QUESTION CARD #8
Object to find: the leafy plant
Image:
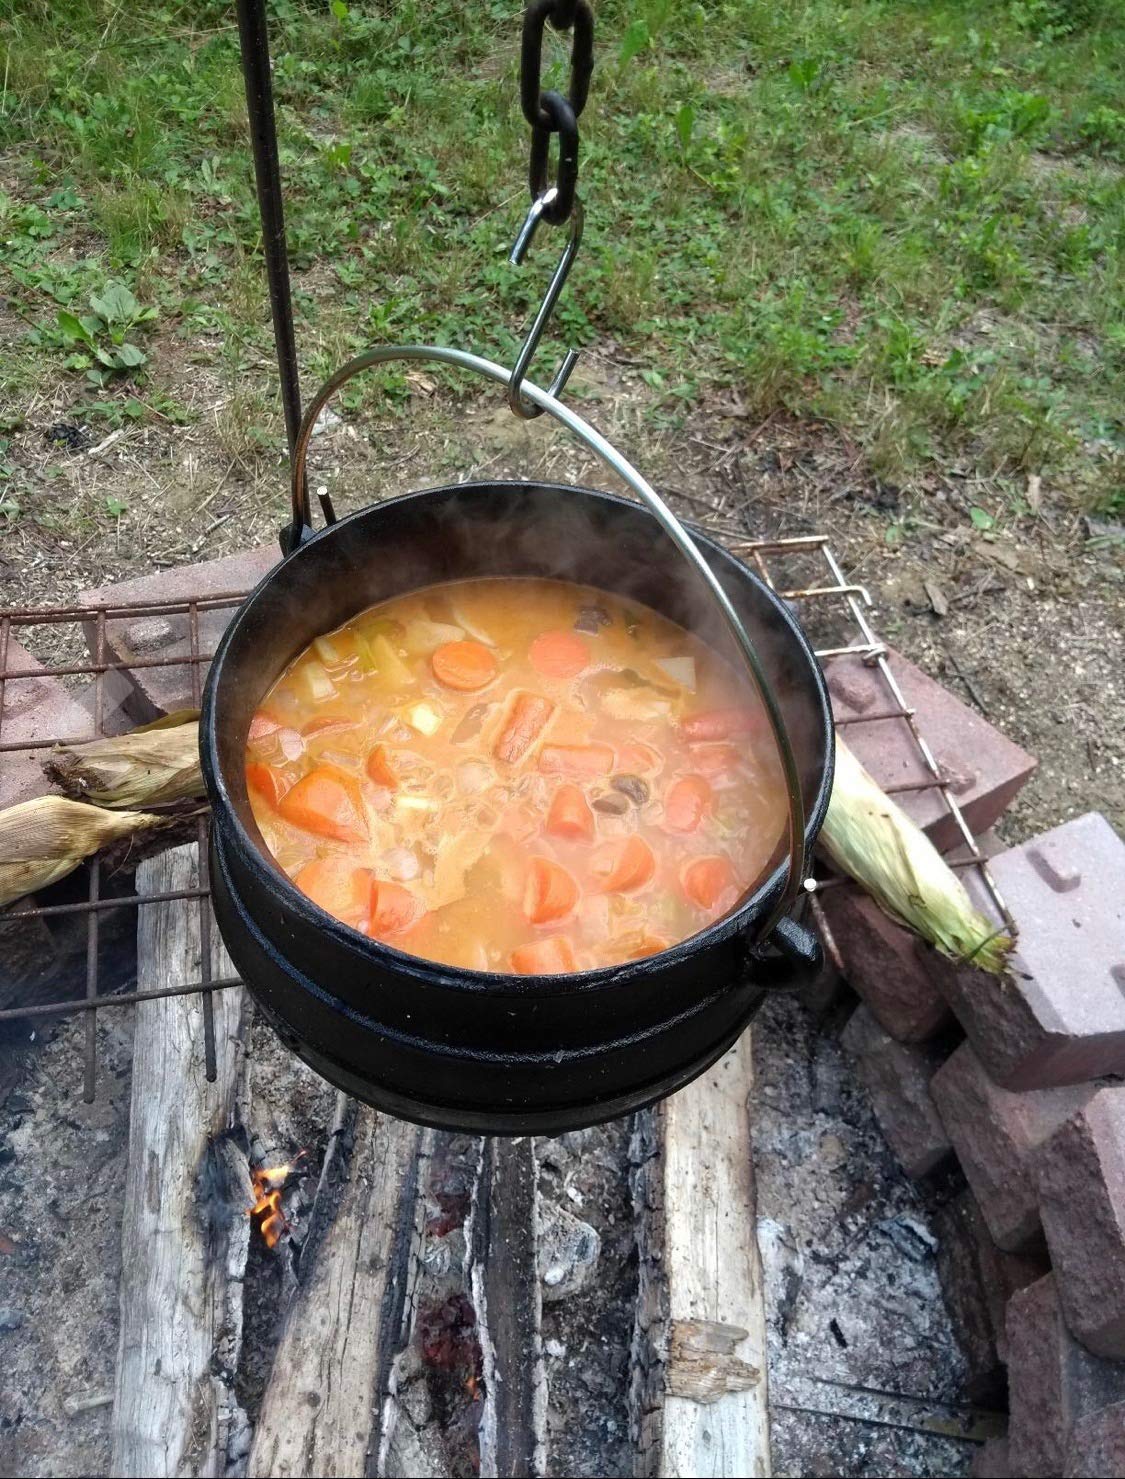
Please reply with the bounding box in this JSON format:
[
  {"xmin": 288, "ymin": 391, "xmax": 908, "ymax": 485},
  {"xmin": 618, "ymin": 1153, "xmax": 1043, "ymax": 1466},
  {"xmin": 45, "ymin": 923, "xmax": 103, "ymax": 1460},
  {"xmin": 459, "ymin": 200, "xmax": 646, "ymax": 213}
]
[{"xmin": 56, "ymin": 282, "xmax": 156, "ymax": 383}]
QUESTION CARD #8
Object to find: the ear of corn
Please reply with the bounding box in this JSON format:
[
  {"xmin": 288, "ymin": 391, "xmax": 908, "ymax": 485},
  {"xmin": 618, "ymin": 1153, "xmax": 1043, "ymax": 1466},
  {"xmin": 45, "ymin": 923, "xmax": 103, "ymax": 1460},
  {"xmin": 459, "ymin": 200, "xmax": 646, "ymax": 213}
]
[
  {"xmin": 0, "ymin": 796, "xmax": 174, "ymax": 907},
  {"xmin": 44, "ymin": 719, "xmax": 202, "ymax": 809},
  {"xmin": 819, "ymin": 736, "xmax": 1012, "ymax": 975}
]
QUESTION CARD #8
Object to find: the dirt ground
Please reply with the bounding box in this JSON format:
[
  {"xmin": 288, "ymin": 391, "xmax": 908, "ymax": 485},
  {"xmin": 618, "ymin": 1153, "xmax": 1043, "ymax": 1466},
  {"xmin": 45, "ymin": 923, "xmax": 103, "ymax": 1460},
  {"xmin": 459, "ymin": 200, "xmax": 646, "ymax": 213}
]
[{"xmin": 5, "ymin": 345, "xmax": 1122, "ymax": 842}]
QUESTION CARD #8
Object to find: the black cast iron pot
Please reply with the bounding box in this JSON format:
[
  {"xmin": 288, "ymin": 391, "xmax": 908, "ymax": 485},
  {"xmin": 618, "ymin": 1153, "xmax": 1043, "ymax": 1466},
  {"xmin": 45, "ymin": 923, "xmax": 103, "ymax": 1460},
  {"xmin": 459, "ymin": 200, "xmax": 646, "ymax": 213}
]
[{"xmin": 201, "ymin": 482, "xmax": 834, "ymax": 1133}]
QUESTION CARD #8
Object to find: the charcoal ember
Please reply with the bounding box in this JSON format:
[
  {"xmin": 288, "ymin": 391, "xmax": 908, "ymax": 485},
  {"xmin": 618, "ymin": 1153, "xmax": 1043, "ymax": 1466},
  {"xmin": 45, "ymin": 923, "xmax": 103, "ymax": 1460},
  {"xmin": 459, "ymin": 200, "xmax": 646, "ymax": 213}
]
[{"xmin": 538, "ymin": 1199, "xmax": 600, "ymax": 1303}]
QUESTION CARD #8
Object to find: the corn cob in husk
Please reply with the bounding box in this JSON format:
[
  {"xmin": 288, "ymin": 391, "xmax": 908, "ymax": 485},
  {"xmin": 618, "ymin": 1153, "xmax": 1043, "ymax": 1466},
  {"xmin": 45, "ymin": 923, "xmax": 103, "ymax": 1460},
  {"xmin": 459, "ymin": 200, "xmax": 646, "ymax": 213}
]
[
  {"xmin": 44, "ymin": 713, "xmax": 202, "ymax": 809},
  {"xmin": 0, "ymin": 796, "xmax": 174, "ymax": 907},
  {"xmin": 819, "ymin": 735, "xmax": 1012, "ymax": 974}
]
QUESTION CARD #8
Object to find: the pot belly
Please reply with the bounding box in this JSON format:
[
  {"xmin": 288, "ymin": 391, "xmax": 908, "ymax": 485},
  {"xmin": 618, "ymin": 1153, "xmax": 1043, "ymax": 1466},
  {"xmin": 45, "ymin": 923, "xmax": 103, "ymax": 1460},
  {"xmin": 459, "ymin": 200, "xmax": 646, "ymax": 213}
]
[{"xmin": 211, "ymin": 831, "xmax": 767, "ymax": 1134}]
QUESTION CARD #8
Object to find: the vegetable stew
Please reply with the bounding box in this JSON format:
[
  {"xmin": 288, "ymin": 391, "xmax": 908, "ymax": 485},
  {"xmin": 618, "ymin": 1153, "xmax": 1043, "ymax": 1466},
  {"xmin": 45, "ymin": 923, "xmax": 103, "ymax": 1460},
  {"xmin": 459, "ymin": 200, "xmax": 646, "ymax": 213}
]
[{"xmin": 245, "ymin": 578, "xmax": 786, "ymax": 974}]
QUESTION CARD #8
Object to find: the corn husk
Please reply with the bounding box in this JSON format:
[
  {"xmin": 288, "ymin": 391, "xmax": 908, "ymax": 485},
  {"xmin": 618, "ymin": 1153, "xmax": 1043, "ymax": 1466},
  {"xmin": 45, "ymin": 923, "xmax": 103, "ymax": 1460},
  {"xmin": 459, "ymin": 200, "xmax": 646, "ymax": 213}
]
[
  {"xmin": 44, "ymin": 715, "xmax": 202, "ymax": 809},
  {"xmin": 820, "ymin": 736, "xmax": 1012, "ymax": 974},
  {"xmin": 0, "ymin": 796, "xmax": 173, "ymax": 907}
]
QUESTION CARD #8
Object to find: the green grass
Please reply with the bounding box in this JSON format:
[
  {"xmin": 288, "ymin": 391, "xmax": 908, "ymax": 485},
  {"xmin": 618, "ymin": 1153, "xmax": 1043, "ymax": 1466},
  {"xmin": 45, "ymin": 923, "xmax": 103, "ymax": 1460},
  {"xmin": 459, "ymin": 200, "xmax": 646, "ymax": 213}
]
[{"xmin": 2, "ymin": 0, "xmax": 1123, "ymax": 511}]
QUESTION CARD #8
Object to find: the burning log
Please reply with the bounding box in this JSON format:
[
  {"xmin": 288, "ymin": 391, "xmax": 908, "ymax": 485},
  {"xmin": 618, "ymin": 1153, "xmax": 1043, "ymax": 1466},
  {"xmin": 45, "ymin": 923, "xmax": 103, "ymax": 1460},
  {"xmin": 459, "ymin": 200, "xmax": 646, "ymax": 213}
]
[
  {"xmin": 246, "ymin": 1094, "xmax": 429, "ymax": 1479},
  {"xmin": 630, "ymin": 1036, "xmax": 770, "ymax": 1478},
  {"xmin": 110, "ymin": 844, "xmax": 253, "ymax": 1478}
]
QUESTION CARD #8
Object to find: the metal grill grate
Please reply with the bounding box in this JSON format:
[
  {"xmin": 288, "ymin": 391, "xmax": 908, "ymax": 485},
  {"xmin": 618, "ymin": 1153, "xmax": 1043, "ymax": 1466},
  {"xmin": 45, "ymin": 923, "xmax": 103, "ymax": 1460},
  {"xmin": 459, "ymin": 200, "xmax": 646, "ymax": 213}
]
[{"xmin": 0, "ymin": 535, "xmax": 1011, "ymax": 1099}]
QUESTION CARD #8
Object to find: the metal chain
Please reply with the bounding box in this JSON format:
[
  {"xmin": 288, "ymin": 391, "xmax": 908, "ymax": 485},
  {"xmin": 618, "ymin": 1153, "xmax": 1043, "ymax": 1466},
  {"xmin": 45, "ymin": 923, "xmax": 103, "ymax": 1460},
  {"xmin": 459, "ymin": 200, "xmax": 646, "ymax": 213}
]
[{"xmin": 520, "ymin": 0, "xmax": 594, "ymax": 226}]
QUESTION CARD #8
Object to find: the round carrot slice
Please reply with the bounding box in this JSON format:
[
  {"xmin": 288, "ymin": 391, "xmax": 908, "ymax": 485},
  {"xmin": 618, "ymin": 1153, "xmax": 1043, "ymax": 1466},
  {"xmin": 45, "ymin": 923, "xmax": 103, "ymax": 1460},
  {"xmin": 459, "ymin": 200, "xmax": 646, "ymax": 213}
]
[
  {"xmin": 664, "ymin": 774, "xmax": 712, "ymax": 833},
  {"xmin": 366, "ymin": 744, "xmax": 398, "ymax": 789},
  {"xmin": 630, "ymin": 934, "xmax": 670, "ymax": 960},
  {"xmin": 683, "ymin": 855, "xmax": 737, "ymax": 911},
  {"xmin": 246, "ymin": 761, "xmax": 289, "ymax": 809},
  {"xmin": 510, "ymin": 935, "xmax": 578, "ymax": 975},
  {"xmin": 529, "ymin": 629, "xmax": 590, "ymax": 680},
  {"xmin": 524, "ymin": 857, "xmax": 579, "ymax": 925},
  {"xmin": 431, "ymin": 640, "xmax": 498, "ymax": 691},
  {"xmin": 546, "ymin": 783, "xmax": 595, "ymax": 842},
  {"xmin": 592, "ymin": 835, "xmax": 655, "ymax": 893},
  {"xmin": 294, "ymin": 857, "xmax": 371, "ymax": 926},
  {"xmin": 368, "ymin": 880, "xmax": 424, "ymax": 938}
]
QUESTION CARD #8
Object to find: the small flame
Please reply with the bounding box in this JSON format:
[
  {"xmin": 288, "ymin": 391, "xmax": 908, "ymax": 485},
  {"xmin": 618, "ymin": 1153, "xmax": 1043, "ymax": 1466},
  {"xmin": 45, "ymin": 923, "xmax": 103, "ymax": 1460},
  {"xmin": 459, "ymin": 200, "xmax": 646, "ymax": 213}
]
[{"xmin": 250, "ymin": 1155, "xmax": 305, "ymax": 1249}]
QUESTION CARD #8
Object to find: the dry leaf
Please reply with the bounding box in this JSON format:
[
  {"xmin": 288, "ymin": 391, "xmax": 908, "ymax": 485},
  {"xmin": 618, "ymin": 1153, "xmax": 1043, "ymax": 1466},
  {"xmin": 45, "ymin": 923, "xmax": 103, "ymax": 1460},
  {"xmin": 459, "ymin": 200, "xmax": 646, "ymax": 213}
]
[
  {"xmin": 923, "ymin": 579, "xmax": 949, "ymax": 617},
  {"xmin": 1026, "ymin": 474, "xmax": 1042, "ymax": 514}
]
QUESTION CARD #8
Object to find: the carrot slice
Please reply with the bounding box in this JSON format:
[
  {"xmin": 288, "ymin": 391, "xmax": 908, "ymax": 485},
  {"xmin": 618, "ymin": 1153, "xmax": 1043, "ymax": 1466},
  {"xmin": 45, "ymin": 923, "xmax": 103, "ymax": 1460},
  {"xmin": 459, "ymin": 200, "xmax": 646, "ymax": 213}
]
[
  {"xmin": 368, "ymin": 879, "xmax": 424, "ymax": 938},
  {"xmin": 538, "ymin": 743, "xmax": 614, "ymax": 778},
  {"xmin": 529, "ymin": 629, "xmax": 590, "ymax": 680},
  {"xmin": 682, "ymin": 708, "xmax": 760, "ymax": 743},
  {"xmin": 495, "ymin": 693, "xmax": 555, "ymax": 764},
  {"xmin": 432, "ymin": 640, "xmax": 498, "ymax": 692},
  {"xmin": 683, "ymin": 855, "xmax": 737, "ymax": 910},
  {"xmin": 248, "ymin": 710, "xmax": 283, "ymax": 743},
  {"xmin": 366, "ymin": 744, "xmax": 398, "ymax": 789},
  {"xmin": 510, "ymin": 935, "xmax": 578, "ymax": 975},
  {"xmin": 546, "ymin": 783, "xmax": 595, "ymax": 842},
  {"xmin": 276, "ymin": 765, "xmax": 368, "ymax": 844},
  {"xmin": 302, "ymin": 714, "xmax": 356, "ymax": 737},
  {"xmin": 294, "ymin": 857, "xmax": 370, "ymax": 925},
  {"xmin": 630, "ymin": 934, "xmax": 670, "ymax": 960},
  {"xmin": 246, "ymin": 761, "xmax": 290, "ymax": 809},
  {"xmin": 523, "ymin": 857, "xmax": 579, "ymax": 925},
  {"xmin": 616, "ymin": 741, "xmax": 661, "ymax": 774},
  {"xmin": 592, "ymin": 835, "xmax": 655, "ymax": 893},
  {"xmin": 664, "ymin": 774, "xmax": 712, "ymax": 833}
]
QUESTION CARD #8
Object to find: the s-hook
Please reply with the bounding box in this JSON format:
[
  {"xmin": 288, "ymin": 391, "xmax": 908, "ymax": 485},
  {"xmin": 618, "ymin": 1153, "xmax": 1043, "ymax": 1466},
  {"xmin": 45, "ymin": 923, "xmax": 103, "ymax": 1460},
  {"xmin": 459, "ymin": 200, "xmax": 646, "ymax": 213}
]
[{"xmin": 506, "ymin": 188, "xmax": 584, "ymax": 420}]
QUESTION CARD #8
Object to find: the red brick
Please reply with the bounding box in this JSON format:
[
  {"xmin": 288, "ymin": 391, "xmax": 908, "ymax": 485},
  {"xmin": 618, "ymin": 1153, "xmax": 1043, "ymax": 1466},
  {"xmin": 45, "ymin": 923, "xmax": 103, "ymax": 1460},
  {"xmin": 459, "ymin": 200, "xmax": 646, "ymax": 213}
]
[
  {"xmin": 1036, "ymin": 1087, "xmax": 1125, "ymax": 1359},
  {"xmin": 1007, "ymin": 1275, "xmax": 1125, "ymax": 1479},
  {"xmin": 78, "ymin": 543, "xmax": 277, "ymax": 718},
  {"xmin": 816, "ymin": 884, "xmax": 951, "ymax": 1041},
  {"xmin": 0, "ymin": 635, "xmax": 95, "ymax": 809},
  {"xmin": 930, "ymin": 814, "xmax": 1125, "ymax": 1090},
  {"xmin": 1063, "ymin": 1400, "xmax": 1125, "ymax": 1478},
  {"xmin": 934, "ymin": 1190, "xmax": 1047, "ymax": 1405},
  {"xmin": 827, "ymin": 648, "xmax": 1036, "ymax": 851},
  {"xmin": 971, "ymin": 1437, "xmax": 1011, "ymax": 1479},
  {"xmin": 840, "ymin": 1004, "xmax": 952, "ymax": 1176},
  {"xmin": 930, "ymin": 1044, "xmax": 1095, "ymax": 1251}
]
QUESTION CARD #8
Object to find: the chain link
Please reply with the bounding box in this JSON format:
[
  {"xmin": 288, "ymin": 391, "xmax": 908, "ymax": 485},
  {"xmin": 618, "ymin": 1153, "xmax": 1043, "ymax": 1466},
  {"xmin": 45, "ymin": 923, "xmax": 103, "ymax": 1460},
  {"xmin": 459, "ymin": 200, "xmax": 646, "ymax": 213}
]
[{"xmin": 519, "ymin": 0, "xmax": 593, "ymax": 224}]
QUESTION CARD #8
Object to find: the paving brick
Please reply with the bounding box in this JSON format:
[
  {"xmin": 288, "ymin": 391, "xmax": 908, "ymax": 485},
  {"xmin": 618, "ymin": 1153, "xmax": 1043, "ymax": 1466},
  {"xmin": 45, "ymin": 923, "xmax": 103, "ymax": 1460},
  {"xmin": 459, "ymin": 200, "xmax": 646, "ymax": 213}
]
[
  {"xmin": 816, "ymin": 884, "xmax": 951, "ymax": 1041},
  {"xmin": 930, "ymin": 1043, "xmax": 1096, "ymax": 1251},
  {"xmin": 930, "ymin": 814, "xmax": 1125, "ymax": 1090},
  {"xmin": 933, "ymin": 1189, "xmax": 1047, "ymax": 1406},
  {"xmin": 1063, "ymin": 1400, "xmax": 1125, "ymax": 1478},
  {"xmin": 78, "ymin": 543, "xmax": 277, "ymax": 718},
  {"xmin": 1006, "ymin": 1274, "xmax": 1125, "ymax": 1479},
  {"xmin": 971, "ymin": 1437, "xmax": 1011, "ymax": 1479},
  {"xmin": 827, "ymin": 648, "xmax": 1036, "ymax": 852},
  {"xmin": 0, "ymin": 635, "xmax": 95, "ymax": 809},
  {"xmin": 1036, "ymin": 1087, "xmax": 1125, "ymax": 1359},
  {"xmin": 840, "ymin": 1004, "xmax": 953, "ymax": 1176}
]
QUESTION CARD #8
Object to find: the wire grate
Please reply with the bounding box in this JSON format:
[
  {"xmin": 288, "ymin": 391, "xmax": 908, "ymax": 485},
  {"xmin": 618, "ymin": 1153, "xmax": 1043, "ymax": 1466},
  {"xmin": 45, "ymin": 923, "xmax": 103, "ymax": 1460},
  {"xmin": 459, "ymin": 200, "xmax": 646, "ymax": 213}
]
[{"xmin": 0, "ymin": 534, "xmax": 1010, "ymax": 1098}]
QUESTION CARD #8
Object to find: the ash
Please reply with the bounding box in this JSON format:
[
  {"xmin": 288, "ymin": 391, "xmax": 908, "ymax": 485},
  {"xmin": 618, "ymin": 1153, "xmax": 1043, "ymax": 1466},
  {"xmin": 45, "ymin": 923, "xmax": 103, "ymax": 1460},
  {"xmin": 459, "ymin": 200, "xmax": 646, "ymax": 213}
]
[{"xmin": 752, "ymin": 991, "xmax": 975, "ymax": 1478}]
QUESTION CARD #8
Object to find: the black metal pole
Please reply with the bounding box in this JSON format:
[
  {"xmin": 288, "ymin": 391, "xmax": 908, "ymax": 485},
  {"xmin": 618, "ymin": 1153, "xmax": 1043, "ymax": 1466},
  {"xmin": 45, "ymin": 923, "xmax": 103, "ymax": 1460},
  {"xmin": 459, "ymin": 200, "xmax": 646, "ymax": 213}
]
[{"xmin": 235, "ymin": 0, "xmax": 304, "ymax": 469}]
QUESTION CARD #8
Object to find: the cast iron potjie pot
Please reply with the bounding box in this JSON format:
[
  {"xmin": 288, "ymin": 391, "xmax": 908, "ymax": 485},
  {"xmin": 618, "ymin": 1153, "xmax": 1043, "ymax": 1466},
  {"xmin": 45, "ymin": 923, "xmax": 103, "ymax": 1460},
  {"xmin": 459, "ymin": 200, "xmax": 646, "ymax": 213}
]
[{"xmin": 201, "ymin": 483, "xmax": 834, "ymax": 1133}]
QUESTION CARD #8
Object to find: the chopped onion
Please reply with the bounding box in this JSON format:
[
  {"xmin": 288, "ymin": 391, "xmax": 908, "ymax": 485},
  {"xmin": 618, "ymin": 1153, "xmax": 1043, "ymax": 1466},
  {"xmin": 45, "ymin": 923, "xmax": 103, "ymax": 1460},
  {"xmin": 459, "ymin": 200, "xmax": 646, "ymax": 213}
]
[
  {"xmin": 313, "ymin": 634, "xmax": 343, "ymax": 666},
  {"xmin": 401, "ymin": 618, "xmax": 464, "ymax": 656},
  {"xmin": 277, "ymin": 726, "xmax": 304, "ymax": 762},
  {"xmin": 653, "ymin": 655, "xmax": 696, "ymax": 691},
  {"xmin": 449, "ymin": 601, "xmax": 495, "ymax": 646},
  {"xmin": 383, "ymin": 845, "xmax": 421, "ymax": 881},
  {"xmin": 457, "ymin": 759, "xmax": 494, "ymax": 794}
]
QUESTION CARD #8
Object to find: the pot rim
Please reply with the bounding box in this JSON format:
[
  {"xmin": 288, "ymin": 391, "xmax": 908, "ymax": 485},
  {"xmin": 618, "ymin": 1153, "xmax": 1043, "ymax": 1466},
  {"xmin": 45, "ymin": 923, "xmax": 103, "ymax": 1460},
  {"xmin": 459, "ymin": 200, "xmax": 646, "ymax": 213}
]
[{"xmin": 200, "ymin": 480, "xmax": 835, "ymax": 996}]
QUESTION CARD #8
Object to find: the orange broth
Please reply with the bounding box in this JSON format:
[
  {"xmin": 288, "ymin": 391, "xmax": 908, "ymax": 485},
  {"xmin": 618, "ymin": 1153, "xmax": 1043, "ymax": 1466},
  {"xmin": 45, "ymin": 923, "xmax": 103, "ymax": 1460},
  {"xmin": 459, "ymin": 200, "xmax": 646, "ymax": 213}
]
[{"xmin": 244, "ymin": 578, "xmax": 786, "ymax": 974}]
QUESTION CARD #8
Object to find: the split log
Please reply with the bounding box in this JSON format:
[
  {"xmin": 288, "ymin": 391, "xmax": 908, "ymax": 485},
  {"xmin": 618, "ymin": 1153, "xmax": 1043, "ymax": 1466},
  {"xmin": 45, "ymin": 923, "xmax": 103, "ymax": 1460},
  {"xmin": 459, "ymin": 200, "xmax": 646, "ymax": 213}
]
[
  {"xmin": 111, "ymin": 844, "xmax": 253, "ymax": 1478},
  {"xmin": 470, "ymin": 1138, "xmax": 547, "ymax": 1479},
  {"xmin": 631, "ymin": 1036, "xmax": 771, "ymax": 1479},
  {"xmin": 247, "ymin": 1095, "xmax": 429, "ymax": 1478}
]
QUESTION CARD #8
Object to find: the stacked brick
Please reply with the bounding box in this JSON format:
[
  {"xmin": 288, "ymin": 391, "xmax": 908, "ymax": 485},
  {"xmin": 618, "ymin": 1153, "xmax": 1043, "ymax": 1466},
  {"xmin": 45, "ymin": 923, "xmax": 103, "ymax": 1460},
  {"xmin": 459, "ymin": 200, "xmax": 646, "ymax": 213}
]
[{"xmin": 820, "ymin": 648, "xmax": 1125, "ymax": 1473}]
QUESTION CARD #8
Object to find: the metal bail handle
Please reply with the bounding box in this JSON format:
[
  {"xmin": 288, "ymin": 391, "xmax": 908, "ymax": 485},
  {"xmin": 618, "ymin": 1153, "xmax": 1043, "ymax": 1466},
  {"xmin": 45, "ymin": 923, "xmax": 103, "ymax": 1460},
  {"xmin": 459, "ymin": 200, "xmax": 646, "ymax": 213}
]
[{"xmin": 286, "ymin": 345, "xmax": 809, "ymax": 939}]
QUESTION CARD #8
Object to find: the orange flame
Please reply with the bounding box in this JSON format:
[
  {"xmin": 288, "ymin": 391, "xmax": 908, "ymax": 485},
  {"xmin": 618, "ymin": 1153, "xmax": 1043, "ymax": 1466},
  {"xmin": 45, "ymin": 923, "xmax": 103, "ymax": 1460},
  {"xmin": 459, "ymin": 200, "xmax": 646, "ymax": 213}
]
[{"xmin": 250, "ymin": 1160, "xmax": 300, "ymax": 1249}]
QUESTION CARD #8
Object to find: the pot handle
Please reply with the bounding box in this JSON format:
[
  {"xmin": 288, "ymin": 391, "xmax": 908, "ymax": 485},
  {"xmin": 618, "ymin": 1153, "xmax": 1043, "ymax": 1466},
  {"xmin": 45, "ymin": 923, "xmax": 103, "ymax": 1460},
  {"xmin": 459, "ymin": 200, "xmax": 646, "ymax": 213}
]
[
  {"xmin": 285, "ymin": 343, "xmax": 810, "ymax": 939},
  {"xmin": 751, "ymin": 915, "xmax": 823, "ymax": 993}
]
